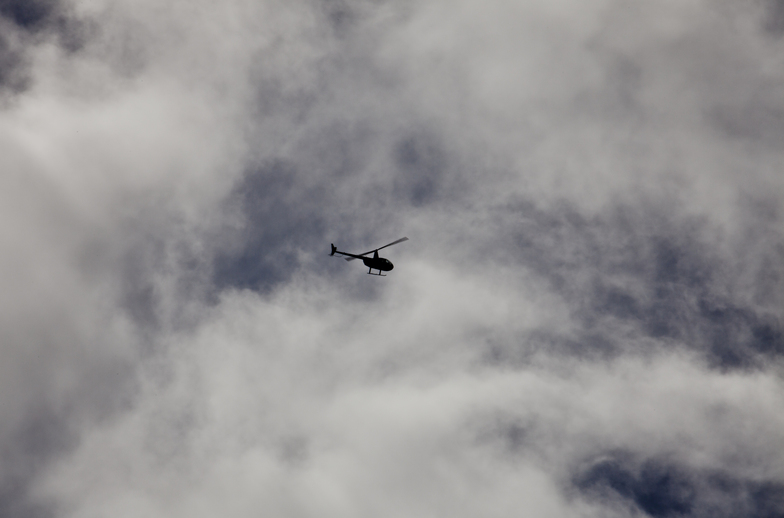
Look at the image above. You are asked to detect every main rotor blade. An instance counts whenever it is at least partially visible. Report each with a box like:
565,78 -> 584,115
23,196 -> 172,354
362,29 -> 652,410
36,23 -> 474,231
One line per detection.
375,236 -> 409,252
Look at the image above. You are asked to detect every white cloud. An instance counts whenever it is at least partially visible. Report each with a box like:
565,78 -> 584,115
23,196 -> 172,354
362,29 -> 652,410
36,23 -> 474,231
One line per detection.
1,0 -> 782,516
35,278 -> 784,516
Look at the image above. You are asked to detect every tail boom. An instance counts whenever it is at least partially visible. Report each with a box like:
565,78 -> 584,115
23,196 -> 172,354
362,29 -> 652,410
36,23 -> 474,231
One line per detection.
330,245 -> 367,261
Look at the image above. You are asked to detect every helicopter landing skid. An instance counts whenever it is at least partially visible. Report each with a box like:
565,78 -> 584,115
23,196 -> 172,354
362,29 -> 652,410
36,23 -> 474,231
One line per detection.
367,269 -> 386,276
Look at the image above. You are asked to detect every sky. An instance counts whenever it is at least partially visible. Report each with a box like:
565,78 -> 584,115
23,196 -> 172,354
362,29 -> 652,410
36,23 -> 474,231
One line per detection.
1,0 -> 783,517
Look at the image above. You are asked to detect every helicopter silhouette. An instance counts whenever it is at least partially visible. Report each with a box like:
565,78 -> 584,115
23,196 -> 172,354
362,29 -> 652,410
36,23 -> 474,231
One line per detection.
330,237 -> 409,276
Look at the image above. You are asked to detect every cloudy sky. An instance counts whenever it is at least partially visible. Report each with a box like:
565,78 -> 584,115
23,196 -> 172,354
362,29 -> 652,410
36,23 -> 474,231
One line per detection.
1,0 -> 783,516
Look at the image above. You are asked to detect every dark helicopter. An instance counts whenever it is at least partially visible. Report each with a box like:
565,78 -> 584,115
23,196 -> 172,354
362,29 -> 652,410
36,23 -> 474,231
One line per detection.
330,237 -> 409,276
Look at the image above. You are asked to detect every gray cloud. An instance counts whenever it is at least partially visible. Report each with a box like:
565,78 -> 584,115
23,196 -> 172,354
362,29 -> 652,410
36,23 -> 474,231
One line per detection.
0,0 -> 91,95
764,0 -> 784,36
1,0 -> 783,517
575,451 -> 784,518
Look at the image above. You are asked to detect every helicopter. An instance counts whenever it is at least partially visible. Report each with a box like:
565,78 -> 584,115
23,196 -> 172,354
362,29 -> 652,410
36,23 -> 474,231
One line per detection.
330,237 -> 409,276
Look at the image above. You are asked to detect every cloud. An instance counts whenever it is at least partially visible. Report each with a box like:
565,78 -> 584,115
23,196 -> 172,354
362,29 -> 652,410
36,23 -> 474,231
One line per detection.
0,0 -> 782,517
0,0 -> 90,95
576,452 -> 784,518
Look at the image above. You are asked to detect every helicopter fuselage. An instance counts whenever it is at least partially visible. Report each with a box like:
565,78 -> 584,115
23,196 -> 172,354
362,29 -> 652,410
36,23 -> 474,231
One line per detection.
362,256 -> 393,271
